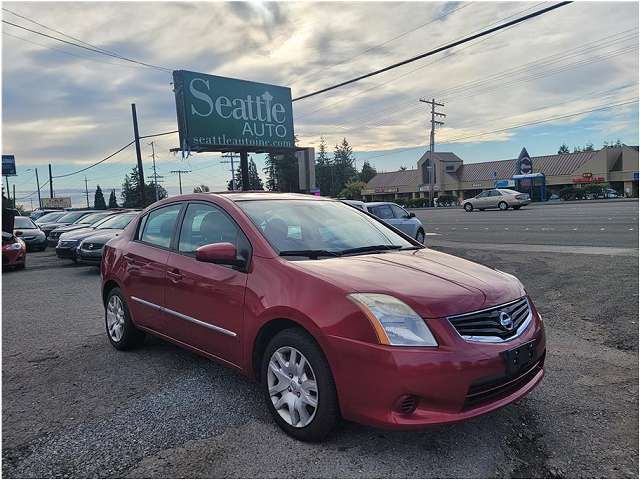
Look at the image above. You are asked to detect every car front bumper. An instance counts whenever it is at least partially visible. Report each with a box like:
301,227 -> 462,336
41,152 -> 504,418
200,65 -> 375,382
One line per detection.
20,236 -> 47,249
77,248 -> 103,265
325,310 -> 545,430
56,244 -> 79,259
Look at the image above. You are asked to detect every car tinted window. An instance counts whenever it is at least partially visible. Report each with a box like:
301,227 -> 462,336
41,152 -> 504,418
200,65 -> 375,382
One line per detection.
490,190 -> 502,197
389,204 -> 407,218
14,217 -> 36,229
57,211 -> 90,223
369,204 -> 394,219
139,204 -> 182,249
76,212 -> 111,225
178,203 -> 240,252
36,212 -> 65,223
477,191 -> 490,198
97,213 -> 137,230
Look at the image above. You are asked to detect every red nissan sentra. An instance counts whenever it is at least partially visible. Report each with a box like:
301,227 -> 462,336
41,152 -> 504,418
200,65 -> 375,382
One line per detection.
101,192 -> 545,441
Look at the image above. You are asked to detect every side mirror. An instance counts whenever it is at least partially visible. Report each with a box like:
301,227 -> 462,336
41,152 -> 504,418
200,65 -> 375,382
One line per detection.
196,242 -> 243,267
408,212 -> 416,218
14,230 -> 23,236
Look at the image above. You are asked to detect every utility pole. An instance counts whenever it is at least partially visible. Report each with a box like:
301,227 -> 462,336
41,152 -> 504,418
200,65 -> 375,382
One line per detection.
131,104 -> 146,207
35,168 -> 42,208
4,176 -> 10,204
419,98 -> 445,207
239,152 -> 250,191
220,153 -> 240,190
48,163 -> 54,198
84,176 -> 90,208
170,169 -> 191,195
148,141 -> 164,202
12,183 -> 15,209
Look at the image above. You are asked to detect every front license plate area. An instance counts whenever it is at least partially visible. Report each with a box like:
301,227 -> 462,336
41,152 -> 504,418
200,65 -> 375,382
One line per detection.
502,340 -> 537,376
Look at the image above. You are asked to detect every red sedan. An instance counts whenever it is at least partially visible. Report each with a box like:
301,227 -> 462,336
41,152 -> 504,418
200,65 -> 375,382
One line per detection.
2,232 -> 26,270
101,192 -> 545,441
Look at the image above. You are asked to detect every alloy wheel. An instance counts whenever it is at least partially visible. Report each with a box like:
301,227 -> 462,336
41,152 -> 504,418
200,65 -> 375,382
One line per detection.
106,295 -> 125,342
267,346 -> 318,428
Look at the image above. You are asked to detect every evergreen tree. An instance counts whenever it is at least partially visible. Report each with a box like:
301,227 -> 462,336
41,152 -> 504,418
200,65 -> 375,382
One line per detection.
399,166 -> 407,171
121,166 -> 167,208
229,158 -> 264,190
315,137 -> 333,196
558,144 -> 570,154
331,138 -> 357,197
584,142 -> 595,151
339,180 -> 367,200
263,150 -> 299,192
108,189 -> 118,208
94,185 -> 107,209
359,160 -> 377,183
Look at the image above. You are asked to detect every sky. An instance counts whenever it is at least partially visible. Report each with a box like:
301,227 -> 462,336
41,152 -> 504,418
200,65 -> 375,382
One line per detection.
2,0 -> 639,206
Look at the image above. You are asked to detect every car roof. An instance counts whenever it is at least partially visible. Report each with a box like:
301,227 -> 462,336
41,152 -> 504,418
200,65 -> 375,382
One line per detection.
364,201 -> 396,207
165,192 -> 335,202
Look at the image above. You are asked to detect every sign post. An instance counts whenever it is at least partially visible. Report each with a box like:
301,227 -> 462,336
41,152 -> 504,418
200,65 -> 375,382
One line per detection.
172,70 -> 295,190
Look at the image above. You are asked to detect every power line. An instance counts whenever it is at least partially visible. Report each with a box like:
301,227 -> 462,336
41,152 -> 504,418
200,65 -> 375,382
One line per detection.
291,2 -> 572,102
356,98 -> 638,163
52,141 -> 135,179
139,130 -> 178,140
1,19 -> 172,72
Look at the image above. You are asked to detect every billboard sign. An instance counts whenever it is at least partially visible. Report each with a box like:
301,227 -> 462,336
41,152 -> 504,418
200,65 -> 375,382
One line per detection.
2,155 -> 16,176
173,70 -> 294,153
517,148 -> 533,174
42,197 -> 72,208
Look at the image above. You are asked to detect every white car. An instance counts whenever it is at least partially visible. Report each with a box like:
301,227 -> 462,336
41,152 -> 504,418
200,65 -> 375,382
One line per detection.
463,189 -> 531,212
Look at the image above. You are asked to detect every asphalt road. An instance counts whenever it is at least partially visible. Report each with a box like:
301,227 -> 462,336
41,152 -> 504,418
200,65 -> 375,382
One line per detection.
413,200 -> 639,249
2,201 -> 638,478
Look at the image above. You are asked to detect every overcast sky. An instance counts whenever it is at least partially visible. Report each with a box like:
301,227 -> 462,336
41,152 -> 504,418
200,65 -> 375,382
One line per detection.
2,0 -> 639,200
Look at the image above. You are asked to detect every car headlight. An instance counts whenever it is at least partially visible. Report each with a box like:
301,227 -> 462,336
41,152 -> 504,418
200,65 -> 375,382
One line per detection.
348,293 -> 438,347
8,242 -> 22,250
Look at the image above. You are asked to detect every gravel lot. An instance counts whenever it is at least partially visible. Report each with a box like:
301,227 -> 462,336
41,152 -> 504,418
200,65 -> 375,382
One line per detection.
2,204 -> 638,478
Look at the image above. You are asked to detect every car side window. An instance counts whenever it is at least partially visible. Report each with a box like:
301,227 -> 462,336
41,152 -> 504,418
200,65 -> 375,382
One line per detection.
477,191 -> 489,198
370,205 -> 394,219
178,203 -> 251,262
489,190 -> 501,197
139,204 -> 182,249
390,204 -> 408,219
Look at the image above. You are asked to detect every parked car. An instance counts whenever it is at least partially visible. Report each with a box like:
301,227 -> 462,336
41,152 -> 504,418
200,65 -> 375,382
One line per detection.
34,211 -> 67,225
342,200 -> 426,244
39,210 -> 100,240
58,212 -> 139,262
2,232 -> 26,270
50,211 -> 122,249
463,189 -> 531,212
13,216 -> 47,251
29,209 -> 63,221
101,192 -> 545,441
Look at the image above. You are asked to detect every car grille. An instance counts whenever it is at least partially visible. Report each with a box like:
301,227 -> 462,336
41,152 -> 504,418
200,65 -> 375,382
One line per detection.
58,241 -> 77,248
49,232 -> 61,239
463,354 -> 544,410
82,242 -> 104,251
448,297 -> 531,341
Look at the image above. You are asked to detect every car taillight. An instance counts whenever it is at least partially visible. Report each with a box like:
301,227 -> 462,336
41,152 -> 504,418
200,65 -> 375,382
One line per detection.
516,194 -> 528,200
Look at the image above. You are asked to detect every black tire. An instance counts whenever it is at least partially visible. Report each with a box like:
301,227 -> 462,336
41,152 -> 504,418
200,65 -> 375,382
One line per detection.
463,203 -> 473,212
104,287 -> 145,350
499,201 -> 509,211
415,228 -> 425,244
261,328 -> 339,442
15,262 -> 26,270
512,205 -> 521,210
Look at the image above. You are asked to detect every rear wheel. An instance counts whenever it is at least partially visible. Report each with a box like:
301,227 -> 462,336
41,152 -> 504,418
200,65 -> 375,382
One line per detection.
463,203 -> 473,212
498,201 -> 509,211
415,228 -> 425,244
105,287 -> 145,350
261,328 -> 339,442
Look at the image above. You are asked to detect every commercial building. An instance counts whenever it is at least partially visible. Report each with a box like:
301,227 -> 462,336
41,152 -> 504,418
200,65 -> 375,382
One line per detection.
362,145 -> 639,202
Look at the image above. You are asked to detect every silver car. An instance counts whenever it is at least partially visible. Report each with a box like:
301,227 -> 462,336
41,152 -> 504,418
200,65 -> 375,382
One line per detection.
342,200 -> 426,243
463,189 -> 531,212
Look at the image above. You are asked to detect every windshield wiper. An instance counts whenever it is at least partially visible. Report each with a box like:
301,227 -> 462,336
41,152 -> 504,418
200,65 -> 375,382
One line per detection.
279,249 -> 342,259
339,245 -> 404,255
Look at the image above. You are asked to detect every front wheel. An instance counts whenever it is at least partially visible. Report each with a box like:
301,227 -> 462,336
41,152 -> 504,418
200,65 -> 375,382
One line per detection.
262,328 -> 339,442
464,203 -> 473,212
498,201 -> 509,211
105,287 -> 145,350
415,228 -> 425,244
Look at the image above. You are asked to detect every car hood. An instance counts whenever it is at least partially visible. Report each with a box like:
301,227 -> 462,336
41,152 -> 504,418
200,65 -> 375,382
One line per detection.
290,248 -> 525,318
40,222 -> 70,230
80,229 -> 122,245
59,227 -> 99,241
54,224 -> 90,233
15,228 -> 43,236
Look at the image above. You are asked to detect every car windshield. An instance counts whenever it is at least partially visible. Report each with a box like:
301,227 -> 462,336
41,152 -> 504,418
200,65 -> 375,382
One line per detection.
74,212 -> 112,225
14,217 -> 36,229
96,213 -> 137,230
36,212 -> 65,223
238,199 -> 417,257
57,211 -> 91,223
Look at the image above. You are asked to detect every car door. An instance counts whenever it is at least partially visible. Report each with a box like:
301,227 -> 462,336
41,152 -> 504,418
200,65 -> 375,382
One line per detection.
163,201 -> 250,367
369,204 -> 396,227
488,189 -> 503,208
122,203 -> 183,332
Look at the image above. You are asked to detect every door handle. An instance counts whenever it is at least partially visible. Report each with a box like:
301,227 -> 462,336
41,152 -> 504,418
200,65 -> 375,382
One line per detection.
167,269 -> 184,282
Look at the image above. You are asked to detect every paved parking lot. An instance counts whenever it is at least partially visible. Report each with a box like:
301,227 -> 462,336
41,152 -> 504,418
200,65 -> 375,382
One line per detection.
2,201 -> 638,478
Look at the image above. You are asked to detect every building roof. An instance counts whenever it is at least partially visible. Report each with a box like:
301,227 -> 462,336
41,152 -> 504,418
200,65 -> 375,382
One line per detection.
365,169 -> 420,189
458,151 -> 597,182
